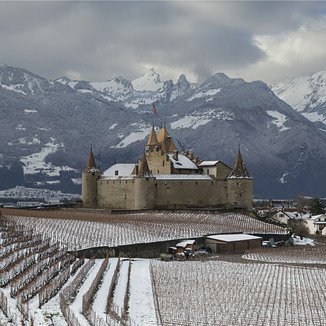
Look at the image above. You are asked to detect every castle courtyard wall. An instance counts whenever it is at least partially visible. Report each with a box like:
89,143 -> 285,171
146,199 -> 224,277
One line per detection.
154,179 -> 229,209
97,178 -> 136,209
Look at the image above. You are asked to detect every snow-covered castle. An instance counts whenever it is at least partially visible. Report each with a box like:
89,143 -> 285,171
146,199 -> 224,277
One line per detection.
82,126 -> 253,210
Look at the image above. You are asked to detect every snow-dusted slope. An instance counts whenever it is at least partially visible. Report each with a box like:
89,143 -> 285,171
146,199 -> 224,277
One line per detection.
131,68 -> 164,92
2,64 -> 326,197
271,70 -> 326,126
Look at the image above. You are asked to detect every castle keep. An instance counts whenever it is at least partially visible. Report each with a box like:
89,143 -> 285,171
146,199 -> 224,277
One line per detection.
82,127 -> 253,210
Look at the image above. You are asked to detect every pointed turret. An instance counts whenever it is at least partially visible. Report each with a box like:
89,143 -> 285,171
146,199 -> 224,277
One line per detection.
228,148 -> 251,178
157,127 -> 177,153
83,146 -> 97,172
82,146 -> 100,207
146,127 -> 159,146
137,154 -> 153,177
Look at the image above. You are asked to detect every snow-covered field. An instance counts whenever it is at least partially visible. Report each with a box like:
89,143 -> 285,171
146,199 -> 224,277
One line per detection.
4,211 -> 286,250
2,213 -> 326,325
151,259 -> 326,326
242,237 -> 326,265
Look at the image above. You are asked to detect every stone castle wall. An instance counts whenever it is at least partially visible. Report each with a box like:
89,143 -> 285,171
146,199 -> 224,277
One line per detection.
93,176 -> 252,209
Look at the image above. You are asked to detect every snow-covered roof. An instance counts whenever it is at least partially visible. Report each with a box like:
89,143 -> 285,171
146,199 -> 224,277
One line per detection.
198,161 -> 220,166
154,174 -> 212,181
168,154 -> 198,170
102,163 -> 135,177
206,234 -> 262,242
176,240 -> 196,247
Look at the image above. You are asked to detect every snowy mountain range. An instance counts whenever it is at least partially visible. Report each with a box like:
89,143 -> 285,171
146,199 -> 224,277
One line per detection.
271,71 -> 326,131
1,64 -> 326,198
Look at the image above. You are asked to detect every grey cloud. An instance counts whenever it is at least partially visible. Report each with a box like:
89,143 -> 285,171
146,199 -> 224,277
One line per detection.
0,1 -> 326,84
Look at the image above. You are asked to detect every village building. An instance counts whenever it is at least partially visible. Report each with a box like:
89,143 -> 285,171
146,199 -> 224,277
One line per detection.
82,126 -> 253,210
175,240 -> 196,255
205,234 -> 263,254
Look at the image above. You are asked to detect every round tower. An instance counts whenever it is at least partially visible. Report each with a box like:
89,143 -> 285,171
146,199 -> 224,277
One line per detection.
82,147 -> 100,207
134,154 -> 156,210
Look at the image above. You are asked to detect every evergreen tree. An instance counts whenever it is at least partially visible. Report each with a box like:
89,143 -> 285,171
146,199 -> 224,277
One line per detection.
309,197 -> 324,215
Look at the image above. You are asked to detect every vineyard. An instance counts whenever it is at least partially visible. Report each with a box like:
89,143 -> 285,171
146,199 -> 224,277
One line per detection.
150,260 -> 326,326
2,210 -> 326,325
243,245 -> 326,265
0,216 -> 156,325
2,210 -> 285,250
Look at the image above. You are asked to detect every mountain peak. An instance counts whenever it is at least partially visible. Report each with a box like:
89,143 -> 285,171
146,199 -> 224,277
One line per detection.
176,74 -> 189,87
131,68 -> 164,92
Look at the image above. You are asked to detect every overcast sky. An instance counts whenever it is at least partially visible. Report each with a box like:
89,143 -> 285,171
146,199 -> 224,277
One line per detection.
1,1 -> 326,84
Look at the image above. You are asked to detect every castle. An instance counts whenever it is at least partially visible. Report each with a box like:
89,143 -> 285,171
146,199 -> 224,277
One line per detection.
82,126 -> 253,210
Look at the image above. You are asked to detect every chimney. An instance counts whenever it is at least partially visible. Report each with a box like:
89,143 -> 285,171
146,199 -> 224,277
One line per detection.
189,152 -> 194,160
173,150 -> 178,161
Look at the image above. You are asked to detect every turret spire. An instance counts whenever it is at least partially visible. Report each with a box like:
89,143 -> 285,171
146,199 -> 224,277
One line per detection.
83,146 -> 97,172
157,126 -> 177,153
228,148 -> 251,178
137,154 -> 153,177
146,126 -> 159,146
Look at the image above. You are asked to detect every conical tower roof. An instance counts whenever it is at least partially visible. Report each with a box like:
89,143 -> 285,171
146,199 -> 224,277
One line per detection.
157,127 -> 177,153
228,149 -> 252,179
83,147 -> 97,172
146,127 -> 159,146
137,154 -> 153,177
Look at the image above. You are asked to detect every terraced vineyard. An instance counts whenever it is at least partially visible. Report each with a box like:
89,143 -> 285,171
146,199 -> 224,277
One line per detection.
2,210 -> 325,326
2,209 -> 286,250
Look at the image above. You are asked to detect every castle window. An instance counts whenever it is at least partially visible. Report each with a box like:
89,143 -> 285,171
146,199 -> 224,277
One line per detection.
124,194 -> 127,199
115,170 -> 118,176
157,170 -> 159,174
163,161 -> 165,166
207,169 -> 209,174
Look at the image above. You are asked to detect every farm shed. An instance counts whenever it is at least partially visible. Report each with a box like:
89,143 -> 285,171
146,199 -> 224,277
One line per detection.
205,234 -> 262,254
176,240 -> 196,254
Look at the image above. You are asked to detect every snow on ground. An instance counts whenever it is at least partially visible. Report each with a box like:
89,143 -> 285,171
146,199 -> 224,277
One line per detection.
24,109 -> 38,114
131,69 -> 164,92
92,258 -> 118,319
187,88 -> 221,101
111,123 -> 151,149
70,259 -> 103,326
302,111 -> 326,123
266,110 -> 290,132
32,293 -> 67,326
109,123 -> 118,130
292,236 -> 315,246
170,108 -> 233,130
113,259 -> 129,317
129,259 -> 157,325
19,138 -> 77,176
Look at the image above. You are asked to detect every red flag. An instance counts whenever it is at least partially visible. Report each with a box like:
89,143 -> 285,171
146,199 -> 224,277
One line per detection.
153,103 -> 157,114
